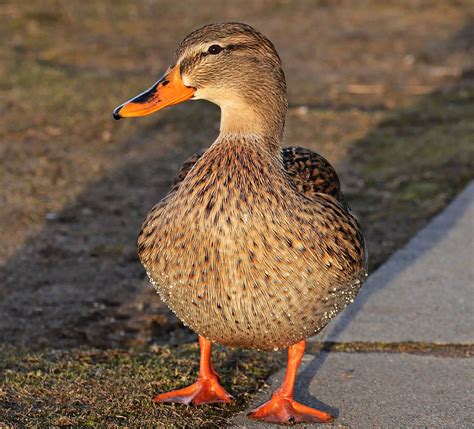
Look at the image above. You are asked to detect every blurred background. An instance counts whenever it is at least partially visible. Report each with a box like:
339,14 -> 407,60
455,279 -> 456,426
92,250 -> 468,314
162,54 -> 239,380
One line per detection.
0,1 -> 473,426
0,0 -> 474,428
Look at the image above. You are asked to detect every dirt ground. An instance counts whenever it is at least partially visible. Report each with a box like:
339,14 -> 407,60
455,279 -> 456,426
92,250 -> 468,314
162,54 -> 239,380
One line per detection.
0,0 -> 473,426
2,0 -> 472,350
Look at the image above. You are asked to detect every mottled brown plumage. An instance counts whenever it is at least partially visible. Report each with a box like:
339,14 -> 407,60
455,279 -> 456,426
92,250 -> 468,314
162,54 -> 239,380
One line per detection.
282,146 -> 348,210
172,146 -> 347,209
116,22 -> 367,422
138,133 -> 366,350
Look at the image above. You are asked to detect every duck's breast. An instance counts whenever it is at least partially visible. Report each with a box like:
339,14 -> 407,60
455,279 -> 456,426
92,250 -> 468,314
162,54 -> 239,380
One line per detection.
139,184 -> 365,350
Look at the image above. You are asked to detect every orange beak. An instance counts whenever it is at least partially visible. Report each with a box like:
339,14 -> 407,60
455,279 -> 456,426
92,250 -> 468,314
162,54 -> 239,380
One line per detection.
113,65 -> 195,120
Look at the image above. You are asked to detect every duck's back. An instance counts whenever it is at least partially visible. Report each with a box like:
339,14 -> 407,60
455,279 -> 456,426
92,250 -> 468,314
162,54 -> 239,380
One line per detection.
138,141 -> 367,350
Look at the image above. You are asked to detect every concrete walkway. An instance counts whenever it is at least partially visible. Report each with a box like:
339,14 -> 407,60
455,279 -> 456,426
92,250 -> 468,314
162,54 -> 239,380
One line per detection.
233,182 -> 474,428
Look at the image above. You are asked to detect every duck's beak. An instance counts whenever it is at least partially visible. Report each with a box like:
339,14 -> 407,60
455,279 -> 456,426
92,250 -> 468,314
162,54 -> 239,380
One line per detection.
113,65 -> 195,120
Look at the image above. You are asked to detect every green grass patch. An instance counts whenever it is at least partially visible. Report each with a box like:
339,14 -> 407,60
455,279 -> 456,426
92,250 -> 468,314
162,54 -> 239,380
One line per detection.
349,79 -> 474,268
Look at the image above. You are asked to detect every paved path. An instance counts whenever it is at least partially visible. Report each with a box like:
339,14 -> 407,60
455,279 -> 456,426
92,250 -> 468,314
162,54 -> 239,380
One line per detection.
232,182 -> 474,427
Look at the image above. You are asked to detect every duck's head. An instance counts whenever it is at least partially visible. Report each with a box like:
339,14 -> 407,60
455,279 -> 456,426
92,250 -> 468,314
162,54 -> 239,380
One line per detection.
113,22 -> 287,138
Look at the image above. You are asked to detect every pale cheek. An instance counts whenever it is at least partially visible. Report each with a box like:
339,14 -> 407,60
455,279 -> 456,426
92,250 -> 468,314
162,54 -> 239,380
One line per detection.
181,73 -> 192,87
182,75 -> 215,102
193,88 -> 215,102
185,76 -> 242,109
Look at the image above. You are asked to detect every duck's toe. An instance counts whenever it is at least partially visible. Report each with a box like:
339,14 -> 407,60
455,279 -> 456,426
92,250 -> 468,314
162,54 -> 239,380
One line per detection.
153,376 -> 234,405
248,394 -> 333,425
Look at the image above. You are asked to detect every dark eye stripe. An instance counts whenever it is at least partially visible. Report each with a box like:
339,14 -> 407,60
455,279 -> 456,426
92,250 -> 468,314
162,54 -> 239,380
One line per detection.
181,43 -> 245,74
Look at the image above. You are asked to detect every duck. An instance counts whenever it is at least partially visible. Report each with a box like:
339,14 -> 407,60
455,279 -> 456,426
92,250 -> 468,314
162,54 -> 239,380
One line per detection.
113,22 -> 367,425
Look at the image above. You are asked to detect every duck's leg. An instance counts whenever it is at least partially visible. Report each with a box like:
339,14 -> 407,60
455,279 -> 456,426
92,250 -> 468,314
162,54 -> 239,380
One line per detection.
153,336 -> 233,405
248,339 -> 333,424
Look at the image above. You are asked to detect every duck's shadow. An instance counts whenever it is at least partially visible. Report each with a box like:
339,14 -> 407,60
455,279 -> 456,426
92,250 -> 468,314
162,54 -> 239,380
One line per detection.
0,101 -> 219,349
296,352 -> 339,418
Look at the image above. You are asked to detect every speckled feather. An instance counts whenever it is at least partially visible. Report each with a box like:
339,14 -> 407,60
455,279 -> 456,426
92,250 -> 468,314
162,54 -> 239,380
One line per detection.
138,138 -> 367,350
171,146 -> 347,208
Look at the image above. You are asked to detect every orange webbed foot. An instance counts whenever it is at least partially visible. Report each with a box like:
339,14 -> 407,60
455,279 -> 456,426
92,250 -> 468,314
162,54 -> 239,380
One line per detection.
153,375 -> 234,405
248,393 -> 333,425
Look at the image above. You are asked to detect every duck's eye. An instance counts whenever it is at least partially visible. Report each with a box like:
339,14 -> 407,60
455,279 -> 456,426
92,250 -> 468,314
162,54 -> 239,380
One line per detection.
208,45 -> 223,55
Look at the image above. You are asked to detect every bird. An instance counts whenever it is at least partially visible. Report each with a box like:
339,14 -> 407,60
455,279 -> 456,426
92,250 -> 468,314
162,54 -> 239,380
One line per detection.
113,22 -> 367,425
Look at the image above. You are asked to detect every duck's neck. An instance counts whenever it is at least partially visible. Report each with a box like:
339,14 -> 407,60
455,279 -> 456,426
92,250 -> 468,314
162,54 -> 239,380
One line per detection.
210,132 -> 281,159
185,133 -> 287,202
218,93 -> 287,142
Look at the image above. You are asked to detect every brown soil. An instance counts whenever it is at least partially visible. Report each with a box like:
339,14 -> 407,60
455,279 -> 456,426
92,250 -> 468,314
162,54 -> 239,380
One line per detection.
0,0 -> 473,351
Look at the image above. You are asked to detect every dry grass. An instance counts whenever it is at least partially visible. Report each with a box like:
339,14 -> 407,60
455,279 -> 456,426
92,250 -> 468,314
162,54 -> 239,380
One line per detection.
307,342 -> 474,358
0,344 -> 281,428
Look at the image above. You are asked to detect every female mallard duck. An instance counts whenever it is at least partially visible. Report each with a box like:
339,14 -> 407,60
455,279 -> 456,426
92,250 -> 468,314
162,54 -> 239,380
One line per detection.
113,22 -> 367,424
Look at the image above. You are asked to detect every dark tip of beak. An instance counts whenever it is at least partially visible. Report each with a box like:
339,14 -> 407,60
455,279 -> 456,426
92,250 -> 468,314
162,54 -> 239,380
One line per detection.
113,106 -> 122,120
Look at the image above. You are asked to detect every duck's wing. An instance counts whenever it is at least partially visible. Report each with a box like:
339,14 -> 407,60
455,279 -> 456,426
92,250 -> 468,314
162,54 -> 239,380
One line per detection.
283,146 -> 367,274
282,146 -> 348,210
